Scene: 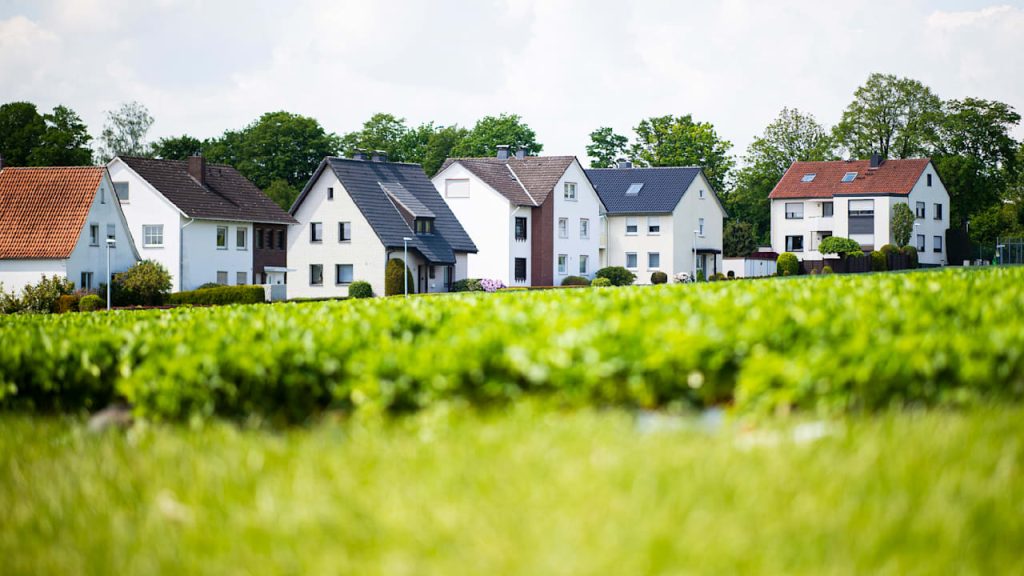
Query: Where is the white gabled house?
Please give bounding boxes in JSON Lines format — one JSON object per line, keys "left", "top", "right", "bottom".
{"left": 587, "top": 160, "right": 727, "bottom": 282}
{"left": 769, "top": 156, "right": 950, "bottom": 266}
{"left": 287, "top": 152, "right": 477, "bottom": 298}
{"left": 432, "top": 146, "right": 604, "bottom": 286}
{"left": 106, "top": 156, "right": 296, "bottom": 292}
{"left": 0, "top": 164, "right": 139, "bottom": 294}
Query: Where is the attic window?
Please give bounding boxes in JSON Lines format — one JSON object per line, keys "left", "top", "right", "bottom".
{"left": 842, "top": 172, "right": 858, "bottom": 183}
{"left": 625, "top": 183, "right": 643, "bottom": 196}
{"left": 415, "top": 218, "right": 434, "bottom": 235}
{"left": 801, "top": 173, "right": 816, "bottom": 183}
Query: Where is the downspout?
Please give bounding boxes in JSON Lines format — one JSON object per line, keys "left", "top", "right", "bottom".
{"left": 180, "top": 217, "right": 195, "bottom": 291}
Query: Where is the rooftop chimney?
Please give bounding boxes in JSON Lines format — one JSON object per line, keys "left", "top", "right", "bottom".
{"left": 616, "top": 158, "right": 632, "bottom": 169}
{"left": 188, "top": 155, "right": 206, "bottom": 185}
{"left": 869, "top": 153, "right": 882, "bottom": 168}
{"left": 371, "top": 150, "right": 388, "bottom": 163}
{"left": 496, "top": 145, "right": 510, "bottom": 161}
{"left": 515, "top": 147, "right": 526, "bottom": 160}
{"left": 352, "top": 149, "right": 368, "bottom": 161}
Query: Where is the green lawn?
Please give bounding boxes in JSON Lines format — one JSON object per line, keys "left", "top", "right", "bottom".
{"left": 3, "top": 406, "right": 1022, "bottom": 575}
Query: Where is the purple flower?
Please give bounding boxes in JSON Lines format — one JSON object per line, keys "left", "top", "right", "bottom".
{"left": 480, "top": 279, "right": 506, "bottom": 292}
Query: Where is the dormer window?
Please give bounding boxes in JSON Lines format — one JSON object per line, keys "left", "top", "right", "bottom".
{"left": 842, "top": 172, "right": 857, "bottom": 183}
{"left": 801, "top": 173, "right": 816, "bottom": 182}
{"left": 415, "top": 218, "right": 434, "bottom": 234}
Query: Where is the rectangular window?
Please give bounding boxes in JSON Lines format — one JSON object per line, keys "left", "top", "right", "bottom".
{"left": 927, "top": 174, "right": 933, "bottom": 187}
{"left": 114, "top": 181, "right": 129, "bottom": 202}
{"left": 327, "top": 187, "right": 334, "bottom": 200}
{"left": 842, "top": 172, "right": 858, "bottom": 183}
{"left": 916, "top": 201, "right": 926, "bottom": 219}
{"left": 514, "top": 258, "right": 527, "bottom": 282}
{"left": 415, "top": 219, "right": 434, "bottom": 234}
{"left": 848, "top": 199, "right": 875, "bottom": 235}
{"left": 934, "top": 235, "right": 943, "bottom": 253}
{"left": 648, "top": 216, "right": 660, "bottom": 235}
{"left": 625, "top": 217, "right": 638, "bottom": 235}
{"left": 338, "top": 221, "right": 351, "bottom": 242}
{"left": 557, "top": 254, "right": 568, "bottom": 275}
{"left": 580, "top": 218, "right": 590, "bottom": 239}
{"left": 310, "top": 222, "right": 323, "bottom": 243}
{"left": 801, "top": 173, "right": 816, "bottom": 183}
{"left": 336, "top": 264, "right": 353, "bottom": 284}
{"left": 558, "top": 218, "right": 568, "bottom": 239}
{"left": 89, "top": 224, "right": 99, "bottom": 246}
{"left": 106, "top": 224, "right": 115, "bottom": 241}
{"left": 236, "top": 271, "right": 247, "bottom": 285}
{"left": 216, "top": 226, "right": 227, "bottom": 249}
{"left": 310, "top": 264, "right": 323, "bottom": 286}
{"left": 934, "top": 203, "right": 942, "bottom": 220}
{"left": 143, "top": 224, "right": 163, "bottom": 247}
{"left": 100, "top": 187, "right": 106, "bottom": 204}
{"left": 80, "top": 271, "right": 93, "bottom": 290}
{"left": 515, "top": 217, "right": 527, "bottom": 241}
{"left": 648, "top": 252, "right": 660, "bottom": 269}
{"left": 236, "top": 227, "right": 247, "bottom": 250}
{"left": 445, "top": 179, "right": 470, "bottom": 198}
{"left": 786, "top": 235, "right": 804, "bottom": 252}
{"left": 217, "top": 271, "right": 228, "bottom": 285}
{"left": 625, "top": 252, "right": 638, "bottom": 269}
{"left": 277, "top": 230, "right": 285, "bottom": 250}
{"left": 698, "top": 217, "right": 705, "bottom": 236}
{"left": 256, "top": 228, "right": 265, "bottom": 249}
{"left": 564, "top": 182, "right": 577, "bottom": 201}
{"left": 429, "top": 266, "right": 436, "bottom": 280}
{"left": 699, "top": 189, "right": 706, "bottom": 199}
{"left": 822, "top": 202, "right": 834, "bottom": 217}
{"left": 785, "top": 202, "right": 804, "bottom": 219}
{"left": 917, "top": 234, "right": 926, "bottom": 251}
{"left": 579, "top": 254, "right": 589, "bottom": 275}
{"left": 443, "top": 266, "right": 451, "bottom": 286}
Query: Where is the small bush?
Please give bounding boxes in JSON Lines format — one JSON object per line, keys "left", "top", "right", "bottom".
{"left": 20, "top": 275, "right": 75, "bottom": 313}
{"left": 385, "top": 259, "right": 415, "bottom": 296}
{"left": 451, "top": 279, "right": 483, "bottom": 292}
{"left": 879, "top": 244, "right": 899, "bottom": 257}
{"left": 55, "top": 294, "right": 80, "bottom": 313}
{"left": 562, "top": 275, "right": 591, "bottom": 286}
{"left": 198, "top": 282, "right": 222, "bottom": 290}
{"left": 696, "top": 270, "right": 707, "bottom": 282}
{"left": 479, "top": 279, "right": 506, "bottom": 292}
{"left": 819, "top": 236, "right": 862, "bottom": 257}
{"left": 79, "top": 294, "right": 103, "bottom": 311}
{"left": 169, "top": 285, "right": 266, "bottom": 306}
{"left": 810, "top": 268, "right": 820, "bottom": 275}
{"left": 870, "top": 250, "right": 887, "bottom": 272}
{"left": 0, "top": 284, "right": 22, "bottom": 314}
{"left": 845, "top": 250, "right": 864, "bottom": 259}
{"left": 650, "top": 271, "right": 668, "bottom": 284}
{"left": 727, "top": 270, "right": 735, "bottom": 279}
{"left": 596, "top": 266, "right": 636, "bottom": 286}
{"left": 777, "top": 252, "right": 799, "bottom": 277}
{"left": 822, "top": 265, "right": 834, "bottom": 274}
{"left": 902, "top": 245, "right": 919, "bottom": 268}
{"left": 348, "top": 281, "right": 373, "bottom": 299}
{"left": 113, "top": 260, "right": 172, "bottom": 306}
{"left": 591, "top": 277, "right": 612, "bottom": 287}
{"left": 713, "top": 272, "right": 726, "bottom": 281}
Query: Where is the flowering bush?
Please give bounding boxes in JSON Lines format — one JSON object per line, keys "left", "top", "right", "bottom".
{"left": 479, "top": 279, "right": 506, "bottom": 293}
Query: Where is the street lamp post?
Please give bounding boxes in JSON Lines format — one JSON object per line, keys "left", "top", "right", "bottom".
{"left": 403, "top": 237, "right": 413, "bottom": 296}
{"left": 105, "top": 237, "right": 116, "bottom": 311}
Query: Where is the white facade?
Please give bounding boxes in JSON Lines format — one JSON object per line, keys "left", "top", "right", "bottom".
{"left": 551, "top": 161, "right": 602, "bottom": 282}
{"left": 770, "top": 163, "right": 950, "bottom": 266}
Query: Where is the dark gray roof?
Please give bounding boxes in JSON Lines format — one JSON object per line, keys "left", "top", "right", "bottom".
{"left": 380, "top": 182, "right": 435, "bottom": 218}
{"left": 586, "top": 166, "right": 704, "bottom": 214}
{"left": 291, "top": 158, "right": 476, "bottom": 264}
{"left": 118, "top": 156, "right": 295, "bottom": 224}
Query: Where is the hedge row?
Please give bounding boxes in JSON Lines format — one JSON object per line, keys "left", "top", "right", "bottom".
{"left": 0, "top": 268, "right": 1022, "bottom": 422}
{"left": 168, "top": 285, "right": 266, "bottom": 306}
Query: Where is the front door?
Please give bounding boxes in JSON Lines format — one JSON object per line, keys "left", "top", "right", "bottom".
{"left": 417, "top": 265, "right": 426, "bottom": 294}
{"left": 696, "top": 254, "right": 706, "bottom": 277}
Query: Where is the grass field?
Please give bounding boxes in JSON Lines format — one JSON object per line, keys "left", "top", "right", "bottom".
{"left": 2, "top": 406, "right": 1022, "bottom": 575}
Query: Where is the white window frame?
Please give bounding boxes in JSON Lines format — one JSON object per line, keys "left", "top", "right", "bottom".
{"left": 339, "top": 221, "right": 351, "bottom": 242}
{"left": 336, "top": 264, "right": 354, "bottom": 285}
{"left": 327, "top": 187, "right": 334, "bottom": 201}
{"left": 916, "top": 201, "right": 926, "bottom": 219}
{"left": 917, "top": 234, "right": 926, "bottom": 251}
{"left": 558, "top": 218, "right": 568, "bottom": 239}
{"left": 785, "top": 235, "right": 804, "bottom": 252}
{"left": 310, "top": 222, "right": 323, "bottom": 243}
{"left": 445, "top": 178, "right": 470, "bottom": 198}
{"left": 216, "top": 271, "right": 228, "bottom": 285}
{"left": 579, "top": 254, "right": 588, "bottom": 275}
{"left": 80, "top": 271, "right": 93, "bottom": 290}
{"left": 648, "top": 252, "right": 660, "bottom": 270}
{"left": 142, "top": 224, "right": 164, "bottom": 248}
{"left": 842, "top": 172, "right": 858, "bottom": 183}
{"left": 563, "top": 182, "right": 577, "bottom": 201}
{"left": 933, "top": 235, "right": 943, "bottom": 253}
{"left": 236, "top": 271, "right": 247, "bottom": 285}
{"left": 698, "top": 218, "right": 705, "bottom": 237}
{"left": 625, "top": 252, "right": 638, "bottom": 269}
{"left": 310, "top": 264, "right": 324, "bottom": 286}
{"left": 114, "top": 181, "right": 129, "bottom": 203}
{"left": 625, "top": 217, "right": 638, "bottom": 235}
{"left": 236, "top": 227, "right": 248, "bottom": 251}
{"left": 699, "top": 189, "right": 705, "bottom": 199}
{"left": 106, "top": 224, "right": 115, "bottom": 241}
{"left": 89, "top": 224, "right": 99, "bottom": 246}
{"left": 785, "top": 202, "right": 804, "bottom": 220}
{"left": 647, "top": 216, "right": 660, "bottom": 235}
{"left": 557, "top": 254, "right": 568, "bottom": 275}
{"left": 216, "top": 226, "right": 228, "bottom": 249}
{"left": 580, "top": 218, "right": 589, "bottom": 239}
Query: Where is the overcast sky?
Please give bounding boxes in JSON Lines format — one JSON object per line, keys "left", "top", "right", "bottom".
{"left": 2, "top": 0, "right": 1022, "bottom": 165}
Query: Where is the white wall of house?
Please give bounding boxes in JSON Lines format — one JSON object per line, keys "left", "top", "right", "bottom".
{"left": 905, "top": 163, "right": 950, "bottom": 265}
{"left": 432, "top": 163, "right": 514, "bottom": 284}
{"left": 508, "top": 205, "right": 532, "bottom": 285}
{"left": 551, "top": 160, "right": 602, "bottom": 281}
{"left": 181, "top": 220, "right": 253, "bottom": 289}
{"left": 604, "top": 214, "right": 674, "bottom": 284}
{"left": 672, "top": 173, "right": 724, "bottom": 278}
{"left": 288, "top": 169, "right": 387, "bottom": 298}
{"left": 0, "top": 259, "right": 67, "bottom": 295}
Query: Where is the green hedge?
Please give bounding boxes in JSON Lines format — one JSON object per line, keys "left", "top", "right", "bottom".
{"left": 0, "top": 268, "right": 1022, "bottom": 421}
{"left": 169, "top": 285, "right": 266, "bottom": 306}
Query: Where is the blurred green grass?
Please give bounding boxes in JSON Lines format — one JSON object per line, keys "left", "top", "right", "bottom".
{"left": 2, "top": 406, "right": 1022, "bottom": 575}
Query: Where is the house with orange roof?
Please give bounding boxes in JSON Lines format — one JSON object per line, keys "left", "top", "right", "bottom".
{"left": 0, "top": 159, "right": 140, "bottom": 294}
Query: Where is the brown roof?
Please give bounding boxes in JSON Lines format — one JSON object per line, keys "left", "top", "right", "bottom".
{"left": 439, "top": 156, "right": 576, "bottom": 206}
{"left": 0, "top": 166, "right": 104, "bottom": 259}
{"left": 119, "top": 157, "right": 296, "bottom": 224}
{"left": 769, "top": 158, "right": 931, "bottom": 199}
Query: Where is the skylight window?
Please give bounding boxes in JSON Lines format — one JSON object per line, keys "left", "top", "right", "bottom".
{"left": 801, "top": 173, "right": 816, "bottom": 182}
{"left": 625, "top": 183, "right": 644, "bottom": 196}
{"left": 842, "top": 172, "right": 858, "bottom": 183}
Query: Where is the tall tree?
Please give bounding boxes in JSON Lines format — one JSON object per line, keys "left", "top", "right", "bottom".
{"left": 421, "top": 125, "right": 469, "bottom": 176}
{"left": 0, "top": 102, "right": 46, "bottom": 166}
{"left": 204, "top": 111, "right": 341, "bottom": 209}
{"left": 28, "top": 105, "right": 93, "bottom": 166}
{"left": 833, "top": 73, "right": 942, "bottom": 159}
{"left": 890, "top": 203, "right": 915, "bottom": 247}
{"left": 629, "top": 115, "right": 734, "bottom": 192}
{"left": 723, "top": 220, "right": 758, "bottom": 257}
{"left": 586, "top": 127, "right": 630, "bottom": 168}
{"left": 451, "top": 114, "right": 543, "bottom": 158}
{"left": 341, "top": 113, "right": 412, "bottom": 160}
{"left": 151, "top": 135, "right": 204, "bottom": 160}
{"left": 97, "top": 101, "right": 154, "bottom": 161}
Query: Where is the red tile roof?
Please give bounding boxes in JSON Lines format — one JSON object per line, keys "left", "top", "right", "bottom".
{"left": 0, "top": 167, "right": 104, "bottom": 259}
{"left": 769, "top": 158, "right": 931, "bottom": 199}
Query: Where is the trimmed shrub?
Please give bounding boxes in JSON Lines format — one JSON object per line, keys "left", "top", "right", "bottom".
{"left": 696, "top": 270, "right": 706, "bottom": 282}
{"left": 113, "top": 260, "right": 173, "bottom": 306}
{"left": 348, "top": 281, "right": 373, "bottom": 299}
{"left": 819, "top": 236, "right": 862, "bottom": 257}
{"left": 650, "top": 271, "right": 668, "bottom": 285}
{"left": 562, "top": 275, "right": 591, "bottom": 286}
{"left": 713, "top": 272, "right": 726, "bottom": 281}
{"left": 55, "top": 294, "right": 80, "bottom": 313}
{"left": 845, "top": 250, "right": 864, "bottom": 259}
{"left": 198, "top": 282, "right": 222, "bottom": 290}
{"left": 451, "top": 279, "right": 483, "bottom": 292}
{"left": 20, "top": 275, "right": 75, "bottom": 313}
{"left": 870, "top": 250, "right": 887, "bottom": 272}
{"left": 591, "top": 277, "right": 612, "bottom": 287}
{"left": 169, "top": 285, "right": 266, "bottom": 306}
{"left": 902, "top": 245, "right": 919, "bottom": 268}
{"left": 596, "top": 266, "right": 636, "bottom": 287}
{"left": 810, "top": 268, "right": 820, "bottom": 275}
{"left": 385, "top": 259, "right": 415, "bottom": 296}
{"left": 879, "top": 244, "right": 900, "bottom": 257}
{"left": 78, "top": 294, "right": 103, "bottom": 311}
{"left": 777, "top": 252, "right": 799, "bottom": 277}
{"left": 822, "top": 265, "right": 834, "bottom": 274}
{"left": 727, "top": 270, "right": 735, "bottom": 279}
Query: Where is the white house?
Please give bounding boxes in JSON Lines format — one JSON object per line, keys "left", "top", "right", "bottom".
{"left": 287, "top": 152, "right": 477, "bottom": 298}
{"left": 107, "top": 156, "right": 296, "bottom": 292}
{"left": 769, "top": 156, "right": 950, "bottom": 266}
{"left": 432, "top": 146, "right": 603, "bottom": 286}
{"left": 587, "top": 161, "right": 727, "bottom": 282}
{"left": 0, "top": 165, "right": 139, "bottom": 294}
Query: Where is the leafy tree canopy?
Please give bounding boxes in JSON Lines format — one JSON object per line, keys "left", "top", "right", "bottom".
{"left": 586, "top": 127, "right": 630, "bottom": 168}
{"left": 152, "top": 135, "right": 203, "bottom": 160}
{"left": 97, "top": 101, "right": 154, "bottom": 162}
{"left": 451, "top": 114, "right": 542, "bottom": 158}
{"left": 0, "top": 102, "right": 46, "bottom": 166}
{"left": 890, "top": 203, "right": 916, "bottom": 248}
{"left": 630, "top": 115, "right": 734, "bottom": 193}
{"left": 723, "top": 220, "right": 759, "bottom": 257}
{"left": 818, "top": 236, "right": 862, "bottom": 256}
{"left": 29, "top": 105, "right": 93, "bottom": 166}
{"left": 833, "top": 73, "right": 942, "bottom": 160}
